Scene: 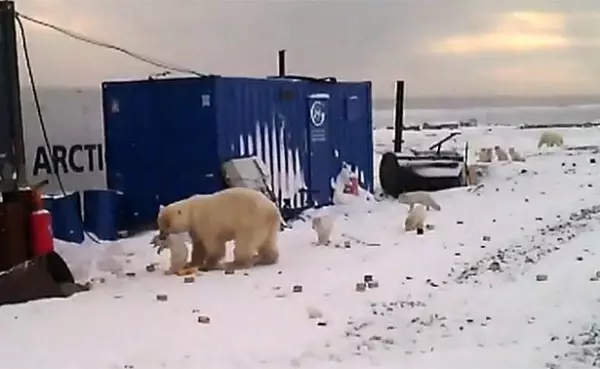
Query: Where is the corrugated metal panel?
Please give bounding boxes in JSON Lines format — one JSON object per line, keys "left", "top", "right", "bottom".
{"left": 103, "top": 80, "right": 160, "bottom": 230}
{"left": 154, "top": 77, "right": 221, "bottom": 205}
{"left": 329, "top": 81, "right": 374, "bottom": 192}
{"left": 305, "top": 89, "right": 333, "bottom": 206}
{"left": 103, "top": 77, "right": 222, "bottom": 230}
{"left": 215, "top": 77, "right": 311, "bottom": 212}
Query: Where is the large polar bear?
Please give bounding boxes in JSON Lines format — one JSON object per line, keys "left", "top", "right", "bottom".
{"left": 157, "top": 187, "right": 283, "bottom": 271}
{"left": 537, "top": 131, "right": 564, "bottom": 148}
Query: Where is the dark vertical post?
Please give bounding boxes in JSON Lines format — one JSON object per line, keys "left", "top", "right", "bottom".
{"left": 393, "top": 80, "right": 405, "bottom": 153}
{"left": 0, "top": 1, "right": 26, "bottom": 191}
{"left": 277, "top": 49, "right": 286, "bottom": 77}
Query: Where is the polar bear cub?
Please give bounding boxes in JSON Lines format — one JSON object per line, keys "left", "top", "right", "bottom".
{"left": 508, "top": 147, "right": 525, "bottom": 162}
{"left": 478, "top": 148, "right": 493, "bottom": 163}
{"left": 397, "top": 191, "right": 441, "bottom": 211}
{"left": 157, "top": 187, "right": 283, "bottom": 271}
{"left": 404, "top": 205, "right": 427, "bottom": 233}
{"left": 312, "top": 214, "right": 334, "bottom": 245}
{"left": 538, "top": 131, "right": 564, "bottom": 148}
{"left": 494, "top": 145, "right": 509, "bottom": 161}
{"left": 150, "top": 232, "right": 190, "bottom": 275}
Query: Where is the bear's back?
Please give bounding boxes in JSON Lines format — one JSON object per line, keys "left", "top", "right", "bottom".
{"left": 190, "top": 188, "right": 277, "bottom": 228}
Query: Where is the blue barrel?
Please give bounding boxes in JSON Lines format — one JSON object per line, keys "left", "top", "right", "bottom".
{"left": 43, "top": 192, "right": 85, "bottom": 244}
{"left": 83, "top": 189, "right": 122, "bottom": 241}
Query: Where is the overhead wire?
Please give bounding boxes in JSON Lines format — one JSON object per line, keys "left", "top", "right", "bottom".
{"left": 14, "top": 12, "right": 205, "bottom": 243}
{"left": 16, "top": 12, "right": 205, "bottom": 77}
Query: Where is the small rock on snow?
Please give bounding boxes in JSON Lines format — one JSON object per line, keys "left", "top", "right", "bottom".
{"left": 183, "top": 276, "right": 195, "bottom": 284}
{"left": 488, "top": 261, "right": 501, "bottom": 272}
{"left": 156, "top": 294, "right": 168, "bottom": 301}
{"left": 197, "top": 315, "right": 211, "bottom": 324}
{"left": 292, "top": 285, "right": 303, "bottom": 293}
{"left": 536, "top": 274, "right": 548, "bottom": 282}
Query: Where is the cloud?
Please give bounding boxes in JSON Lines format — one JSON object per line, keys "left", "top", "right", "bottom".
{"left": 509, "top": 11, "right": 566, "bottom": 31}
{"left": 431, "top": 12, "right": 572, "bottom": 54}
{"left": 17, "top": 0, "right": 107, "bottom": 36}
{"left": 485, "top": 60, "right": 593, "bottom": 95}
{"left": 433, "top": 32, "right": 569, "bottom": 54}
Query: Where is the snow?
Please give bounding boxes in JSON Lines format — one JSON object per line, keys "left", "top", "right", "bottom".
{"left": 309, "top": 93, "right": 331, "bottom": 99}
{"left": 3, "top": 123, "right": 600, "bottom": 368}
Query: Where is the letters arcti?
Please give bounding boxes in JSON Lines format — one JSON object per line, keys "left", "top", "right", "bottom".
{"left": 32, "top": 143, "right": 104, "bottom": 176}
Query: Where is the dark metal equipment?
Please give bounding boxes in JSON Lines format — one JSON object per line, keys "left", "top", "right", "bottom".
{"left": 393, "top": 80, "right": 405, "bottom": 153}
{"left": 379, "top": 131, "right": 466, "bottom": 197}
{"left": 0, "top": 3, "right": 84, "bottom": 306}
{"left": 0, "top": 251, "right": 89, "bottom": 307}
{"left": 0, "top": 2, "right": 38, "bottom": 274}
{"left": 278, "top": 49, "right": 286, "bottom": 77}
{"left": 0, "top": 1, "right": 26, "bottom": 191}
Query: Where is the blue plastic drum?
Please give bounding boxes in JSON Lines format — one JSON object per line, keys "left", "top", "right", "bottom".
{"left": 43, "top": 192, "right": 85, "bottom": 244}
{"left": 83, "top": 189, "right": 122, "bottom": 241}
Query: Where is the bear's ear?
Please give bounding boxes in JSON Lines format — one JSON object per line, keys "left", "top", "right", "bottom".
{"left": 159, "top": 204, "right": 164, "bottom": 210}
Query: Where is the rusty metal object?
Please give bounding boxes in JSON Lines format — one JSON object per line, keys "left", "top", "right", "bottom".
{"left": 0, "top": 190, "right": 34, "bottom": 271}
{"left": 0, "top": 251, "right": 82, "bottom": 306}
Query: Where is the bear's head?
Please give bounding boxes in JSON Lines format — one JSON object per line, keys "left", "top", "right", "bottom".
{"left": 157, "top": 202, "right": 189, "bottom": 234}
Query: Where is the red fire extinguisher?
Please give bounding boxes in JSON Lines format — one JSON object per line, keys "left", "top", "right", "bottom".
{"left": 30, "top": 209, "right": 54, "bottom": 257}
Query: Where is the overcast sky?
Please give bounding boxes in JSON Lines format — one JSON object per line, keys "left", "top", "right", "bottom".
{"left": 15, "top": 0, "right": 600, "bottom": 97}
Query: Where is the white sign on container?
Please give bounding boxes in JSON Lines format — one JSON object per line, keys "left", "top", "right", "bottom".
{"left": 20, "top": 87, "right": 106, "bottom": 193}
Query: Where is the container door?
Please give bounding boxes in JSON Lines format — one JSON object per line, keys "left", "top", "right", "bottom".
{"left": 307, "top": 94, "right": 332, "bottom": 206}
{"left": 157, "top": 79, "right": 221, "bottom": 205}
{"left": 103, "top": 81, "right": 159, "bottom": 230}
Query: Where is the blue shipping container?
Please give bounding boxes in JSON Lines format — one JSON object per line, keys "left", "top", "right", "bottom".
{"left": 102, "top": 76, "right": 373, "bottom": 230}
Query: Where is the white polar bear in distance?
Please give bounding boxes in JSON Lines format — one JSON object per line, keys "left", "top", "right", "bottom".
{"left": 538, "top": 131, "right": 564, "bottom": 149}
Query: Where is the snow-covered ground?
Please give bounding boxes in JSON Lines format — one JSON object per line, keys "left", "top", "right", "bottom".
{"left": 3, "top": 125, "right": 600, "bottom": 369}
